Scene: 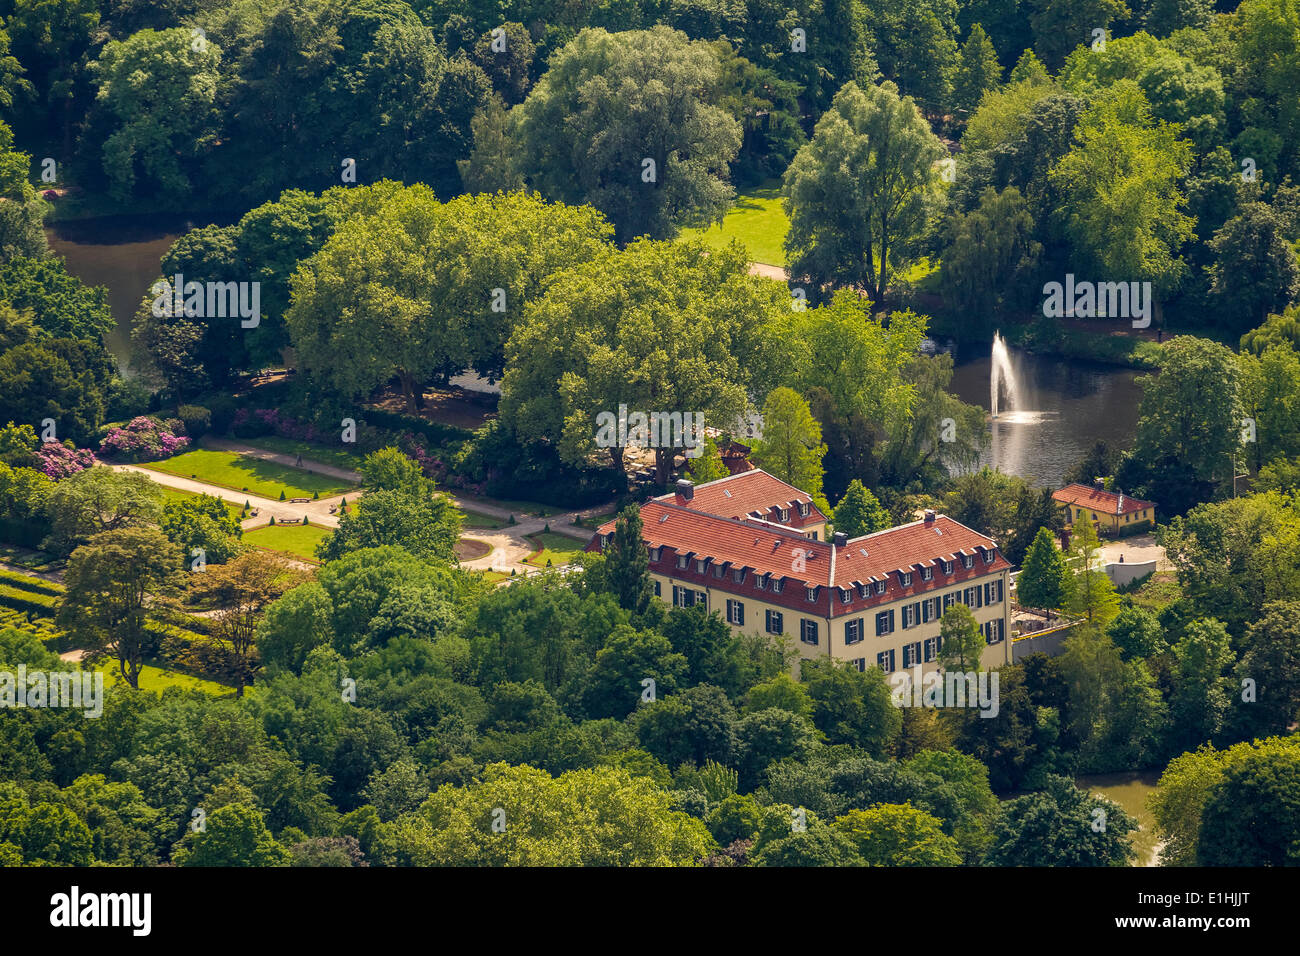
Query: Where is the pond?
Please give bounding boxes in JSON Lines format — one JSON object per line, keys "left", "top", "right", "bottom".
{"left": 1076, "top": 771, "right": 1162, "bottom": 867}
{"left": 44, "top": 215, "right": 194, "bottom": 372}
{"left": 945, "top": 341, "right": 1145, "bottom": 488}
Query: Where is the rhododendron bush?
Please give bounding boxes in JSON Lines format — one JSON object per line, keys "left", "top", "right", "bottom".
{"left": 99, "top": 416, "right": 190, "bottom": 462}
{"left": 36, "top": 442, "right": 97, "bottom": 479}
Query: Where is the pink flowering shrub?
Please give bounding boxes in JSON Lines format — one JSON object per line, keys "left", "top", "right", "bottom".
{"left": 98, "top": 416, "right": 190, "bottom": 462}
{"left": 36, "top": 442, "right": 97, "bottom": 479}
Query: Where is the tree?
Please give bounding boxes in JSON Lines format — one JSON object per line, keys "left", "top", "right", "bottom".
{"left": 752, "top": 826, "right": 865, "bottom": 867}
{"left": 472, "top": 21, "right": 535, "bottom": 106}
{"left": 985, "top": 775, "right": 1137, "bottom": 865}
{"left": 1232, "top": 601, "right": 1300, "bottom": 738}
{"left": 1208, "top": 201, "right": 1300, "bottom": 334}
{"left": 57, "top": 528, "right": 183, "bottom": 689}
{"left": 1017, "top": 527, "right": 1069, "bottom": 615}
{"left": 802, "top": 658, "right": 902, "bottom": 754}
{"left": 940, "top": 187, "right": 1040, "bottom": 334}
{"left": 172, "top": 802, "right": 290, "bottom": 866}
{"left": 89, "top": 28, "right": 222, "bottom": 204}
{"left": 504, "top": 26, "right": 742, "bottom": 242}
{"left": 317, "top": 485, "right": 463, "bottom": 564}
{"left": 832, "top": 804, "right": 962, "bottom": 866}
{"left": 357, "top": 446, "right": 425, "bottom": 493}
{"left": 783, "top": 80, "right": 944, "bottom": 302}
{"left": 382, "top": 763, "right": 714, "bottom": 866}
{"left": 1065, "top": 518, "right": 1121, "bottom": 631}
{"left": 3, "top": 0, "right": 99, "bottom": 157}
{"left": 0, "top": 255, "right": 112, "bottom": 343}
{"left": 500, "top": 238, "right": 783, "bottom": 487}
{"left": 1169, "top": 618, "right": 1235, "bottom": 752}
{"left": 939, "top": 604, "right": 985, "bottom": 673}
{"left": 1028, "top": 0, "right": 1129, "bottom": 71}
{"left": 44, "top": 467, "right": 163, "bottom": 555}
{"left": 1197, "top": 740, "right": 1300, "bottom": 866}
{"left": 750, "top": 387, "right": 828, "bottom": 505}
{"left": 606, "top": 504, "right": 652, "bottom": 614}
{"left": 188, "top": 550, "right": 308, "bottom": 696}
{"left": 1107, "top": 605, "right": 1167, "bottom": 660}
{"left": 688, "top": 437, "right": 729, "bottom": 484}
{"left": 952, "top": 24, "right": 1002, "bottom": 118}
{"left": 831, "top": 479, "right": 891, "bottom": 538}
{"left": 1050, "top": 82, "right": 1195, "bottom": 298}
{"left": 160, "top": 492, "right": 242, "bottom": 565}
{"left": 581, "top": 625, "right": 688, "bottom": 720}
{"left": 1057, "top": 630, "right": 1167, "bottom": 769}
{"left": 0, "top": 340, "right": 112, "bottom": 448}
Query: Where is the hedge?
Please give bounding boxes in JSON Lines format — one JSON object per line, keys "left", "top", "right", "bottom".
{"left": 0, "top": 567, "right": 63, "bottom": 596}
{"left": 0, "top": 584, "right": 57, "bottom": 613}
{"left": 362, "top": 407, "right": 473, "bottom": 444}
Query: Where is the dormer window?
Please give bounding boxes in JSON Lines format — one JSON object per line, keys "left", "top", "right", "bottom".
{"left": 695, "top": 558, "right": 707, "bottom": 574}
{"left": 712, "top": 563, "right": 725, "bottom": 579}
{"left": 779, "top": 507, "right": 790, "bottom": 522}
{"left": 921, "top": 566, "right": 933, "bottom": 581}
{"left": 806, "top": 586, "right": 818, "bottom": 602}
{"left": 797, "top": 501, "right": 809, "bottom": 517}
{"left": 650, "top": 547, "right": 662, "bottom": 563}
{"left": 733, "top": 567, "right": 746, "bottom": 584}
{"left": 840, "top": 588, "right": 852, "bottom": 604}
{"left": 899, "top": 571, "right": 913, "bottom": 587}
{"left": 941, "top": 558, "right": 953, "bottom": 575}
{"left": 983, "top": 549, "right": 995, "bottom": 565}
{"left": 756, "top": 574, "right": 767, "bottom": 590}
{"left": 962, "top": 554, "right": 974, "bottom": 570}
{"left": 858, "top": 583, "right": 870, "bottom": 599}
{"left": 772, "top": 578, "right": 785, "bottom": 594}
{"left": 676, "top": 553, "right": 688, "bottom": 569}
{"left": 875, "top": 581, "right": 887, "bottom": 596}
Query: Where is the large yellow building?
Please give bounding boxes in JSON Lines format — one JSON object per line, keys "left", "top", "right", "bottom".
{"left": 1052, "top": 481, "right": 1155, "bottom": 536}
{"left": 588, "top": 471, "right": 1012, "bottom": 674}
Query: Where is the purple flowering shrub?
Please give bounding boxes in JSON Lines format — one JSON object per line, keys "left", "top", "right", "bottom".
{"left": 98, "top": 416, "right": 190, "bottom": 462}
{"left": 36, "top": 442, "right": 97, "bottom": 479}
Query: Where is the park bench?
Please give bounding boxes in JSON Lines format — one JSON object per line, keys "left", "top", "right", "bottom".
{"left": 289, "top": 497, "right": 311, "bottom": 503}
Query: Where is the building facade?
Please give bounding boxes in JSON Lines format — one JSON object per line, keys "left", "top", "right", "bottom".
{"left": 1052, "top": 480, "right": 1155, "bottom": 535}
{"left": 587, "top": 471, "right": 1012, "bottom": 675}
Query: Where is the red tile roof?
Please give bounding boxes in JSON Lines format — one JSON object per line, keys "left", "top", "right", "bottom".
{"left": 653, "top": 469, "right": 825, "bottom": 529}
{"left": 586, "top": 503, "right": 1009, "bottom": 618}
{"left": 1052, "top": 483, "right": 1154, "bottom": 515}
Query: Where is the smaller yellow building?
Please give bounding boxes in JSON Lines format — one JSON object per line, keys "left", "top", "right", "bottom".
{"left": 1052, "top": 480, "right": 1155, "bottom": 536}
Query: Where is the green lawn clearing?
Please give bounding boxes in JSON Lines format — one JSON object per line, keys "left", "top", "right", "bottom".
{"left": 523, "top": 531, "right": 586, "bottom": 568}
{"left": 459, "top": 507, "right": 507, "bottom": 529}
{"left": 144, "top": 448, "right": 355, "bottom": 499}
{"left": 236, "top": 435, "right": 363, "bottom": 473}
{"left": 102, "top": 662, "right": 236, "bottom": 696}
{"left": 679, "top": 180, "right": 788, "bottom": 267}
{"left": 481, "top": 570, "right": 510, "bottom": 584}
{"left": 244, "top": 522, "right": 331, "bottom": 562}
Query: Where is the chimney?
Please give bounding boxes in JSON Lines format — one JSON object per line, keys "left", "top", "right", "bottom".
{"left": 832, "top": 531, "right": 848, "bottom": 547}
{"left": 924, "top": 509, "right": 936, "bottom": 523}
{"left": 1094, "top": 478, "right": 1104, "bottom": 490}
{"left": 675, "top": 478, "right": 694, "bottom": 501}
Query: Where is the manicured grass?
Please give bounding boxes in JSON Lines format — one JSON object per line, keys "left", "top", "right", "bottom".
{"left": 678, "top": 181, "right": 788, "bottom": 267}
{"left": 144, "top": 449, "right": 355, "bottom": 499}
{"left": 481, "top": 570, "right": 510, "bottom": 584}
{"left": 574, "top": 509, "right": 617, "bottom": 530}
{"left": 244, "top": 522, "right": 331, "bottom": 562}
{"left": 459, "top": 507, "right": 507, "bottom": 530}
{"left": 102, "top": 662, "right": 235, "bottom": 697}
{"left": 158, "top": 485, "right": 244, "bottom": 522}
{"left": 237, "top": 435, "right": 363, "bottom": 473}
{"left": 456, "top": 492, "right": 564, "bottom": 518}
{"left": 523, "top": 531, "right": 586, "bottom": 568}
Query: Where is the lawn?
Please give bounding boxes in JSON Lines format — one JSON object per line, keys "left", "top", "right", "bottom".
{"left": 102, "top": 662, "right": 236, "bottom": 697}
{"left": 236, "top": 435, "right": 363, "bottom": 472}
{"left": 144, "top": 449, "right": 356, "bottom": 499}
{"left": 158, "top": 485, "right": 244, "bottom": 522}
{"left": 574, "top": 509, "right": 617, "bottom": 530}
{"left": 459, "top": 507, "right": 507, "bottom": 529}
{"left": 678, "top": 180, "right": 788, "bottom": 267}
{"left": 456, "top": 492, "right": 565, "bottom": 518}
{"left": 244, "top": 522, "right": 331, "bottom": 562}
{"left": 523, "top": 531, "right": 587, "bottom": 568}
{"left": 481, "top": 570, "right": 511, "bottom": 584}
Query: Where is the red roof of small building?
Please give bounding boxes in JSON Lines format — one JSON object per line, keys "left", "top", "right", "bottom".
{"left": 653, "top": 469, "right": 825, "bottom": 530}
{"left": 1052, "top": 483, "right": 1154, "bottom": 516}
{"left": 586, "top": 502, "right": 1009, "bottom": 618}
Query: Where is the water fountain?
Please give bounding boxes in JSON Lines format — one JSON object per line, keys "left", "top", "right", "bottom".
{"left": 990, "top": 331, "right": 1019, "bottom": 419}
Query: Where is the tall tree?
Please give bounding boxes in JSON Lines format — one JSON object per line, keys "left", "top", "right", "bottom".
{"left": 939, "top": 604, "right": 985, "bottom": 673}
{"left": 57, "top": 527, "right": 183, "bottom": 690}
{"left": 1017, "top": 527, "right": 1070, "bottom": 615}
{"left": 832, "top": 479, "right": 891, "bottom": 537}
{"left": 606, "top": 504, "right": 652, "bottom": 614}
{"left": 952, "top": 24, "right": 1002, "bottom": 119}
{"left": 783, "top": 81, "right": 945, "bottom": 302}
{"left": 751, "top": 386, "right": 828, "bottom": 507}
